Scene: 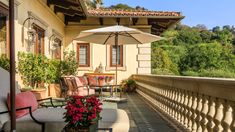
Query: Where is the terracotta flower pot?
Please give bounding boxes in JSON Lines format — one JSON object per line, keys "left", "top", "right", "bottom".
{"left": 48, "top": 84, "right": 61, "bottom": 97}
{"left": 31, "top": 88, "right": 47, "bottom": 100}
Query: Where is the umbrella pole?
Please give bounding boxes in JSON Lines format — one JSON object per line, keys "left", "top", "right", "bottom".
{"left": 9, "top": 0, "right": 16, "bottom": 131}
{"left": 115, "top": 33, "right": 118, "bottom": 97}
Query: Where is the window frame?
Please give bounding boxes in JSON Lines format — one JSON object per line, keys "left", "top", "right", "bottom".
{"left": 110, "top": 45, "right": 123, "bottom": 67}
{"left": 77, "top": 43, "right": 90, "bottom": 67}
{"left": 33, "top": 24, "right": 45, "bottom": 55}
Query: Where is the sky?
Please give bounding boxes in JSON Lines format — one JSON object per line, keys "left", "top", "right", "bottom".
{"left": 103, "top": 0, "right": 235, "bottom": 29}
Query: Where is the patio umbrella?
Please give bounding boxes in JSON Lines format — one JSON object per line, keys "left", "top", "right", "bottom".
{"left": 75, "top": 25, "right": 163, "bottom": 100}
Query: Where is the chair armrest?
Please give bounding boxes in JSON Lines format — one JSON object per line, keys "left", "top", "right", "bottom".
{"left": 0, "top": 106, "right": 45, "bottom": 126}
{"left": 0, "top": 107, "right": 45, "bottom": 132}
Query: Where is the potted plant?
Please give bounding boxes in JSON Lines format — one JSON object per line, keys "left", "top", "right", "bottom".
{"left": 121, "top": 78, "right": 137, "bottom": 93}
{"left": 47, "top": 59, "right": 62, "bottom": 98}
{"left": 18, "top": 52, "right": 48, "bottom": 99}
{"left": 63, "top": 96, "right": 102, "bottom": 132}
{"left": 61, "top": 51, "right": 78, "bottom": 76}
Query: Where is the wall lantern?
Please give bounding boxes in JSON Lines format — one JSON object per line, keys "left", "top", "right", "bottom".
{"left": 49, "top": 34, "right": 61, "bottom": 54}
{"left": 22, "top": 17, "right": 37, "bottom": 46}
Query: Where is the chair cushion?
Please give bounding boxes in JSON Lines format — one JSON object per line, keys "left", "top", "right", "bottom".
{"left": 0, "top": 68, "right": 11, "bottom": 126}
{"left": 99, "top": 109, "right": 129, "bottom": 132}
{"left": 7, "top": 91, "right": 38, "bottom": 118}
{"left": 78, "top": 76, "right": 88, "bottom": 86}
{"left": 88, "top": 76, "right": 98, "bottom": 86}
{"left": 3, "top": 108, "right": 66, "bottom": 132}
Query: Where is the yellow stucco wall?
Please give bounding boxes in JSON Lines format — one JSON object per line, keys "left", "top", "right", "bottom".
{"left": 1, "top": 0, "right": 152, "bottom": 85}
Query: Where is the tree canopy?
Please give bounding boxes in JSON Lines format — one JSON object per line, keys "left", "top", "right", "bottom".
{"left": 152, "top": 24, "right": 235, "bottom": 78}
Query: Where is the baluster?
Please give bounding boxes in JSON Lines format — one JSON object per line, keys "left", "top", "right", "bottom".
{"left": 186, "top": 92, "right": 193, "bottom": 131}
{"left": 221, "top": 101, "right": 233, "bottom": 132}
{"left": 176, "top": 89, "right": 182, "bottom": 122}
{"left": 165, "top": 88, "right": 171, "bottom": 114}
{"left": 163, "top": 88, "right": 167, "bottom": 112}
{"left": 172, "top": 89, "right": 178, "bottom": 120}
{"left": 183, "top": 91, "right": 190, "bottom": 128}
{"left": 200, "top": 95, "right": 209, "bottom": 132}
{"left": 195, "top": 94, "right": 203, "bottom": 132}
{"left": 169, "top": 89, "right": 174, "bottom": 117}
{"left": 213, "top": 99, "right": 224, "bottom": 132}
{"left": 191, "top": 93, "right": 198, "bottom": 132}
{"left": 174, "top": 89, "right": 180, "bottom": 120}
{"left": 231, "top": 102, "right": 235, "bottom": 132}
{"left": 206, "top": 97, "right": 216, "bottom": 132}
{"left": 180, "top": 90, "right": 186, "bottom": 125}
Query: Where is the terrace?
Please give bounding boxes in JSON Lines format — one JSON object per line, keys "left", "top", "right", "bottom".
{"left": 1, "top": 0, "right": 235, "bottom": 132}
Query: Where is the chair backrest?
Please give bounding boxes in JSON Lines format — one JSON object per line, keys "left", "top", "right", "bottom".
{"left": 0, "top": 68, "right": 11, "bottom": 127}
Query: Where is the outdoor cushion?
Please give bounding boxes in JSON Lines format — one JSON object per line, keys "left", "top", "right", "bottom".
{"left": 0, "top": 68, "right": 11, "bottom": 127}
{"left": 3, "top": 108, "right": 66, "bottom": 132}
{"left": 7, "top": 91, "right": 38, "bottom": 118}
{"left": 99, "top": 109, "right": 129, "bottom": 132}
{"left": 77, "top": 76, "right": 88, "bottom": 85}
{"left": 88, "top": 76, "right": 98, "bottom": 86}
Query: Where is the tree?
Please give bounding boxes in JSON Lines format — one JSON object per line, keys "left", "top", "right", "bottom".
{"left": 108, "top": 3, "right": 134, "bottom": 10}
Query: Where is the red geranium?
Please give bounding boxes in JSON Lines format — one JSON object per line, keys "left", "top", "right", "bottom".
{"left": 64, "top": 96, "right": 102, "bottom": 129}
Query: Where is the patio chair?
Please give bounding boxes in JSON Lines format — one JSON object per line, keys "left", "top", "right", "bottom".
{"left": 0, "top": 68, "right": 130, "bottom": 132}
{"left": 0, "top": 67, "right": 66, "bottom": 132}
{"left": 62, "top": 76, "right": 95, "bottom": 96}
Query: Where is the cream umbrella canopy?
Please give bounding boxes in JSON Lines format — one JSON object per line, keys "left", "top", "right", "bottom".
{"left": 75, "top": 25, "right": 163, "bottom": 100}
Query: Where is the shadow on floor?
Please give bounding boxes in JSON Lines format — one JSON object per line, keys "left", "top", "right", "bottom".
{"left": 117, "top": 93, "right": 177, "bottom": 132}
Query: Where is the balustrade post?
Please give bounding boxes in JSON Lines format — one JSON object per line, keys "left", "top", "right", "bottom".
{"left": 221, "top": 101, "right": 233, "bottom": 132}
{"left": 200, "top": 95, "right": 209, "bottom": 132}
{"left": 213, "top": 99, "right": 224, "bottom": 132}
{"left": 206, "top": 97, "right": 216, "bottom": 132}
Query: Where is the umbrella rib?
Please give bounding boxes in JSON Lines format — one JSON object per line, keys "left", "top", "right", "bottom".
{"left": 103, "top": 33, "right": 115, "bottom": 44}
{"left": 124, "top": 31, "right": 142, "bottom": 44}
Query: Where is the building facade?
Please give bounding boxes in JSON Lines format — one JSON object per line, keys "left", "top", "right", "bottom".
{"left": 0, "top": 0, "right": 184, "bottom": 84}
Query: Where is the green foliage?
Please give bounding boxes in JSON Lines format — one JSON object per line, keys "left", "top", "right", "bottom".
{"left": 18, "top": 52, "right": 48, "bottom": 88}
{"left": 121, "top": 78, "right": 137, "bottom": 93}
{"left": 60, "top": 51, "right": 78, "bottom": 76}
{"left": 152, "top": 24, "right": 235, "bottom": 78}
{"left": 180, "top": 43, "right": 223, "bottom": 71}
{"left": 151, "top": 47, "right": 179, "bottom": 75}
{"left": 108, "top": 3, "right": 134, "bottom": 10}
{"left": 45, "top": 59, "right": 61, "bottom": 84}
{"left": 0, "top": 55, "right": 10, "bottom": 71}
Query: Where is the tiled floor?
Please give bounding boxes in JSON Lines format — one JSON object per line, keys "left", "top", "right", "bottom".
{"left": 117, "top": 93, "right": 176, "bottom": 132}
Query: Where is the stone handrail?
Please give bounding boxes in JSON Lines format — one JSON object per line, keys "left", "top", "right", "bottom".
{"left": 132, "top": 74, "right": 235, "bottom": 132}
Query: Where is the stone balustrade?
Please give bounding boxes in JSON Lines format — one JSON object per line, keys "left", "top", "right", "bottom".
{"left": 132, "top": 74, "right": 235, "bottom": 132}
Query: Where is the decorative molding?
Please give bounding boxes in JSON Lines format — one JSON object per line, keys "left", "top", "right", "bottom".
{"left": 28, "top": 11, "right": 49, "bottom": 30}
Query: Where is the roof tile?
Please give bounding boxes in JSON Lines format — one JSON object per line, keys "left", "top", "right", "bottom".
{"left": 87, "top": 9, "right": 182, "bottom": 17}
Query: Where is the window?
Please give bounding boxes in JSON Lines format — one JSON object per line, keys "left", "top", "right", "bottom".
{"left": 53, "top": 46, "right": 61, "bottom": 60}
{"left": 33, "top": 24, "right": 45, "bottom": 55}
{"left": 77, "top": 43, "right": 90, "bottom": 67}
{"left": 52, "top": 39, "right": 62, "bottom": 60}
{"left": 0, "top": 2, "right": 9, "bottom": 57}
{"left": 110, "top": 45, "right": 123, "bottom": 67}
